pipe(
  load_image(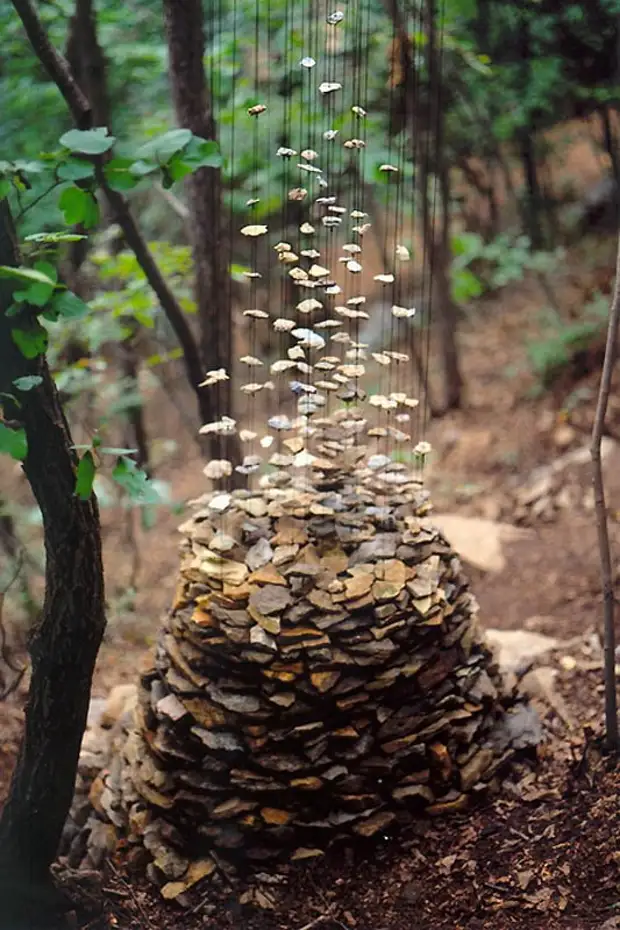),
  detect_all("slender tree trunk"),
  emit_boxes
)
[600,102,620,185]
[121,333,151,475]
[435,164,463,410]
[162,0,242,477]
[0,200,106,927]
